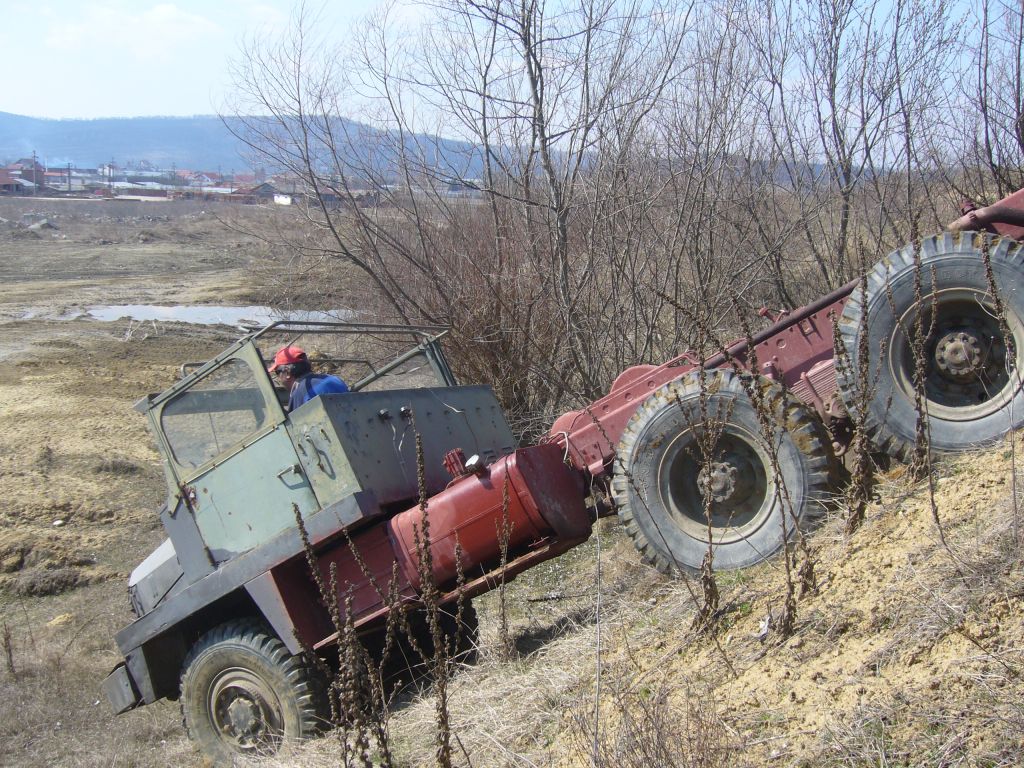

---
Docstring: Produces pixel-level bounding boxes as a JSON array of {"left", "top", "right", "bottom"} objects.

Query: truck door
[{"left": 155, "top": 348, "right": 319, "bottom": 563}]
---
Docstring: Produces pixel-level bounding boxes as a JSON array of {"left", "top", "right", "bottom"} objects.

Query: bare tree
[
  {"left": 226, "top": 0, "right": 989, "bottom": 436},
  {"left": 743, "top": 0, "right": 959, "bottom": 300},
  {"left": 955, "top": 0, "right": 1024, "bottom": 199}
]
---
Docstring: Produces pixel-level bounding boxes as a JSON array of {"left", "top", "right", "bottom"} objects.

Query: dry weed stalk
[
  {"left": 291, "top": 501, "right": 397, "bottom": 766},
  {"left": 2, "top": 622, "right": 15, "bottom": 679},
  {"left": 682, "top": 363, "right": 727, "bottom": 633},
  {"left": 573, "top": 673, "right": 734, "bottom": 768},
  {"left": 583, "top": 405, "right": 711, "bottom": 624},
  {"left": 732, "top": 297, "right": 815, "bottom": 622},
  {"left": 495, "top": 472, "right": 514, "bottom": 661},
  {"left": 411, "top": 427, "right": 455, "bottom": 768},
  {"left": 890, "top": 246, "right": 960, "bottom": 567},
  {"left": 833, "top": 244, "right": 886, "bottom": 536}
]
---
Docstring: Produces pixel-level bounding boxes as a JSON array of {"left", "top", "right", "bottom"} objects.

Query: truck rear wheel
[
  {"left": 837, "top": 232, "right": 1024, "bottom": 460},
  {"left": 180, "top": 619, "right": 326, "bottom": 763},
  {"left": 612, "top": 370, "right": 833, "bottom": 572}
]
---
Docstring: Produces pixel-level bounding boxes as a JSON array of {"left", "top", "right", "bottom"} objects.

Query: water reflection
[{"left": 86, "top": 305, "right": 352, "bottom": 327}]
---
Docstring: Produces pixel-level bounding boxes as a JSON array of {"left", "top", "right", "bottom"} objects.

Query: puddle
[
  {"left": 20, "top": 305, "right": 352, "bottom": 327},
  {"left": 87, "top": 305, "right": 353, "bottom": 327},
  {"left": 19, "top": 308, "right": 86, "bottom": 321}
]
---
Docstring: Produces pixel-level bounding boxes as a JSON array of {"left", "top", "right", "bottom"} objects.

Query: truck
[{"left": 104, "top": 189, "right": 1024, "bottom": 763}]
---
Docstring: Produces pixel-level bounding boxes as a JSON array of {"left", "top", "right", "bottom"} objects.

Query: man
[{"left": 268, "top": 345, "right": 348, "bottom": 411}]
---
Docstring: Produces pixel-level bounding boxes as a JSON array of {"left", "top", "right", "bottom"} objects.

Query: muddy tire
[
  {"left": 612, "top": 370, "right": 833, "bottom": 572},
  {"left": 837, "top": 232, "right": 1024, "bottom": 461},
  {"left": 180, "top": 619, "right": 326, "bottom": 764}
]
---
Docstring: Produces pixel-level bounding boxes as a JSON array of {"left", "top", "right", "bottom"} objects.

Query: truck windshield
[{"left": 161, "top": 359, "right": 270, "bottom": 468}]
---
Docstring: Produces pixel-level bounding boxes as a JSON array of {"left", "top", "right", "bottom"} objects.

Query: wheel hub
[
  {"left": 934, "top": 329, "right": 984, "bottom": 383},
  {"left": 697, "top": 453, "right": 754, "bottom": 504},
  {"left": 224, "top": 696, "right": 262, "bottom": 739},
  {"left": 209, "top": 672, "right": 280, "bottom": 751}
]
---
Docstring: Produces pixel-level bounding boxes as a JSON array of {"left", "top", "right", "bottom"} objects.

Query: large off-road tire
[
  {"left": 612, "top": 370, "right": 833, "bottom": 572},
  {"left": 180, "top": 619, "right": 327, "bottom": 764},
  {"left": 837, "top": 232, "right": 1024, "bottom": 461}
]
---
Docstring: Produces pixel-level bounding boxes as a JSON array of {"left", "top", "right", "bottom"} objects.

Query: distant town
[
  {"left": 0, "top": 154, "right": 485, "bottom": 207},
  {"left": 0, "top": 154, "right": 371, "bottom": 207}
]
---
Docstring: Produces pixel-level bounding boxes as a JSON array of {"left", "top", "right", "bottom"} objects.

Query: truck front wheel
[
  {"left": 180, "top": 619, "right": 326, "bottom": 762},
  {"left": 612, "top": 370, "right": 833, "bottom": 572}
]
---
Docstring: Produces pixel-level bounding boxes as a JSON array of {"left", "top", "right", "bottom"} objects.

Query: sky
[{"left": 1, "top": 0, "right": 385, "bottom": 119}]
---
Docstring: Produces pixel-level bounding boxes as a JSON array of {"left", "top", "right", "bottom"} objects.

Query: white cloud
[
  {"left": 44, "top": 3, "right": 221, "bottom": 61},
  {"left": 2, "top": 0, "right": 386, "bottom": 117}
]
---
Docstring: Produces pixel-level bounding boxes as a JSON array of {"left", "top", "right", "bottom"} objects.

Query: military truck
[
  {"left": 102, "top": 322, "right": 595, "bottom": 761},
  {"left": 105, "top": 192, "right": 1024, "bottom": 762}
]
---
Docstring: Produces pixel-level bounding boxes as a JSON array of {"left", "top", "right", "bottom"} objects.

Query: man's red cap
[{"left": 268, "top": 345, "right": 307, "bottom": 373}]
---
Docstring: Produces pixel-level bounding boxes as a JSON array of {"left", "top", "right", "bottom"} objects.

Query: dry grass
[
  {"left": 2, "top": 420, "right": 1021, "bottom": 767},
  {"left": 0, "top": 579, "right": 200, "bottom": 767}
]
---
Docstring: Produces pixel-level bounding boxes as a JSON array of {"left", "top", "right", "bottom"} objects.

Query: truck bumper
[{"left": 102, "top": 663, "right": 141, "bottom": 714}]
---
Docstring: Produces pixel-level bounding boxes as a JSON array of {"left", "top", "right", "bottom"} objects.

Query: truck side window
[{"left": 161, "top": 359, "right": 270, "bottom": 468}]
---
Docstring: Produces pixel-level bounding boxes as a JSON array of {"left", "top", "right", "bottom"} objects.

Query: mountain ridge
[
  {"left": 0, "top": 112, "right": 485, "bottom": 180},
  {"left": 0, "top": 112, "right": 254, "bottom": 171}
]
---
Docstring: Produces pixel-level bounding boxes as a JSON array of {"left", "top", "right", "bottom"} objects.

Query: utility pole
[
  {"left": 67, "top": 162, "right": 72, "bottom": 192},
  {"left": 31, "top": 150, "right": 38, "bottom": 196}
]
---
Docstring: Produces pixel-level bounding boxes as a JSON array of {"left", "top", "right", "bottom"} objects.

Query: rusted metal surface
[
  {"left": 549, "top": 281, "right": 857, "bottom": 475},
  {"left": 948, "top": 188, "right": 1024, "bottom": 241},
  {"left": 387, "top": 443, "right": 587, "bottom": 591},
  {"left": 318, "top": 523, "right": 416, "bottom": 622},
  {"left": 443, "top": 447, "right": 469, "bottom": 479},
  {"left": 312, "top": 537, "right": 583, "bottom": 650}
]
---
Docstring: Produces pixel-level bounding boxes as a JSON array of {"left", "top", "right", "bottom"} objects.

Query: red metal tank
[{"left": 387, "top": 443, "right": 589, "bottom": 591}]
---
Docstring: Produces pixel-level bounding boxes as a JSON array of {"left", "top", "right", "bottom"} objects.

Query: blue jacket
[{"left": 289, "top": 373, "right": 349, "bottom": 411}]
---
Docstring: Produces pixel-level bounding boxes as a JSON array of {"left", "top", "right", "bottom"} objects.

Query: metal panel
[
  {"left": 115, "top": 491, "right": 377, "bottom": 655},
  {"left": 161, "top": 499, "right": 215, "bottom": 583},
  {"left": 191, "top": 426, "right": 320, "bottom": 561},
  {"left": 301, "top": 386, "right": 516, "bottom": 510},
  {"left": 102, "top": 664, "right": 140, "bottom": 714},
  {"left": 244, "top": 569, "right": 327, "bottom": 656},
  {"left": 288, "top": 399, "right": 361, "bottom": 509},
  {"left": 127, "top": 538, "right": 184, "bottom": 616}
]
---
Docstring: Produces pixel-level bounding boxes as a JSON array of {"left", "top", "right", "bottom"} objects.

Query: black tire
[
  {"left": 612, "top": 370, "right": 833, "bottom": 572},
  {"left": 180, "top": 619, "right": 327, "bottom": 764},
  {"left": 837, "top": 232, "right": 1024, "bottom": 461}
]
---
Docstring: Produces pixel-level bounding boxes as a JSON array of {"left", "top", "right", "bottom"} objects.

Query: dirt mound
[{"left": 360, "top": 444, "right": 1023, "bottom": 767}]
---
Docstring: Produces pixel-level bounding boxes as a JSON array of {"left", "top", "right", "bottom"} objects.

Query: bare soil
[
  {"left": 0, "top": 198, "right": 266, "bottom": 767},
  {"left": 0, "top": 197, "right": 1021, "bottom": 767},
  {"left": 285, "top": 445, "right": 1024, "bottom": 768}
]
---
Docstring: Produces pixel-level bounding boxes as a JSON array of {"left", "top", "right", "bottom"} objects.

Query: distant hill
[
  {"left": 0, "top": 112, "right": 485, "bottom": 178},
  {"left": 0, "top": 112, "right": 260, "bottom": 171}
]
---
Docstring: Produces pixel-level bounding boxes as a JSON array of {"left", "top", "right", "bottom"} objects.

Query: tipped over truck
[{"left": 105, "top": 190, "right": 1024, "bottom": 762}]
